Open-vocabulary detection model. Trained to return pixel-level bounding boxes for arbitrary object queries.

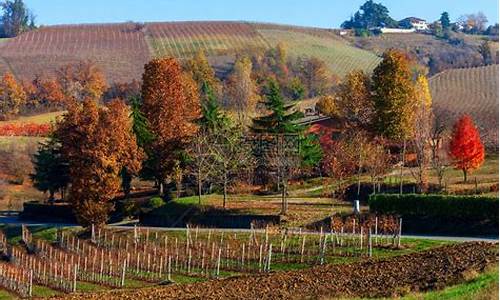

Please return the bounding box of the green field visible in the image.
[258,29,382,77]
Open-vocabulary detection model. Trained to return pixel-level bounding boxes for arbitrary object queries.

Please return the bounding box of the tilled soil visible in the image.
[51,242,498,300]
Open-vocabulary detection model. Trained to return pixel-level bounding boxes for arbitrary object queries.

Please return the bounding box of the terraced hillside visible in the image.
[0,21,381,82]
[429,64,499,148]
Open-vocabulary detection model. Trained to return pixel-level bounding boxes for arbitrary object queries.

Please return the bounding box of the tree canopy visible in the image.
[251,79,303,134]
[140,57,201,192]
[372,50,417,141]
[449,115,485,182]
[0,0,35,37]
[341,0,397,30]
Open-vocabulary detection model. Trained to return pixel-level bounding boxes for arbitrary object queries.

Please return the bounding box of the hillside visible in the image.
[429,64,499,148]
[0,21,380,82]
[347,32,497,75]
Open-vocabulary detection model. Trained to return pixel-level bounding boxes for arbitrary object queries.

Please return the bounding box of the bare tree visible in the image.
[264,134,301,215]
[409,102,432,192]
[364,138,391,194]
[210,126,254,208]
[188,128,216,204]
[429,112,450,189]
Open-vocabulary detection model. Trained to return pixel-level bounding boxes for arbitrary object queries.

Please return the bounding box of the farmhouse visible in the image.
[399,17,428,31]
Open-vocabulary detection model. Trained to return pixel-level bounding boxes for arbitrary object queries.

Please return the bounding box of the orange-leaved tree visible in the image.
[56,61,107,103]
[141,58,201,195]
[0,72,26,120]
[449,115,485,183]
[55,98,143,226]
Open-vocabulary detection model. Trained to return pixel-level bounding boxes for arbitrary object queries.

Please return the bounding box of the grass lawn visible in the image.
[0,111,64,126]
[398,266,498,300]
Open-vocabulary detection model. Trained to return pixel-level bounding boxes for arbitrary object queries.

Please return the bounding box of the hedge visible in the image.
[369,194,498,222]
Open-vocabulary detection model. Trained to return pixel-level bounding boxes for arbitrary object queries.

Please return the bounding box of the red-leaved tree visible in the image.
[449,115,485,183]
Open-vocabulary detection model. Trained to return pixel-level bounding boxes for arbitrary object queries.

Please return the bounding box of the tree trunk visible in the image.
[159,181,164,197]
[223,174,227,208]
[463,169,468,183]
[49,190,55,204]
[399,140,406,195]
[357,149,362,199]
[198,177,202,205]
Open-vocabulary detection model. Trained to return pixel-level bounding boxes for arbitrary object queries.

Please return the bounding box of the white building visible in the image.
[399,17,428,31]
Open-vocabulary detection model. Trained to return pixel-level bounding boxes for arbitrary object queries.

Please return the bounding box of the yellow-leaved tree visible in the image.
[0,72,26,120]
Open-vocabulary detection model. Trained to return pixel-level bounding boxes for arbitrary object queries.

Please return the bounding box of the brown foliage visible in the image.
[335,70,373,131]
[141,57,201,184]
[56,61,107,103]
[23,75,65,112]
[0,72,27,120]
[55,98,143,226]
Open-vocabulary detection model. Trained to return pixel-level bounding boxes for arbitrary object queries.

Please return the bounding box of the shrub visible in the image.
[148,197,165,209]
[369,194,498,222]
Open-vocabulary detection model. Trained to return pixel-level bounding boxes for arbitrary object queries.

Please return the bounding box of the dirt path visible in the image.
[51,242,497,300]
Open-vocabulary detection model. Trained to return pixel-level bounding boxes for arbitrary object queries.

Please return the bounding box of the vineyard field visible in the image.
[0,21,384,83]
[146,21,270,58]
[0,23,152,83]
[429,64,499,148]
[256,28,381,77]
[0,224,458,299]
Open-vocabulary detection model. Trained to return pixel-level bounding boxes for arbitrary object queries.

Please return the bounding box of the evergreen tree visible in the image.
[440,12,451,30]
[30,137,70,202]
[300,134,323,168]
[252,79,322,169]
[341,0,397,30]
[251,79,303,134]
[199,81,228,132]
[130,95,154,148]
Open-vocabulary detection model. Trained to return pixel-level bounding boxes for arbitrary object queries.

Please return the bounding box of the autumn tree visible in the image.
[316,95,337,116]
[286,76,305,100]
[23,75,65,113]
[298,57,332,97]
[333,70,373,131]
[140,58,201,196]
[449,115,485,182]
[224,56,259,124]
[30,137,70,202]
[56,61,107,103]
[364,137,391,193]
[410,74,432,192]
[185,50,221,97]
[55,99,143,226]
[372,50,417,194]
[0,72,26,119]
[322,137,357,199]
[372,50,417,140]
